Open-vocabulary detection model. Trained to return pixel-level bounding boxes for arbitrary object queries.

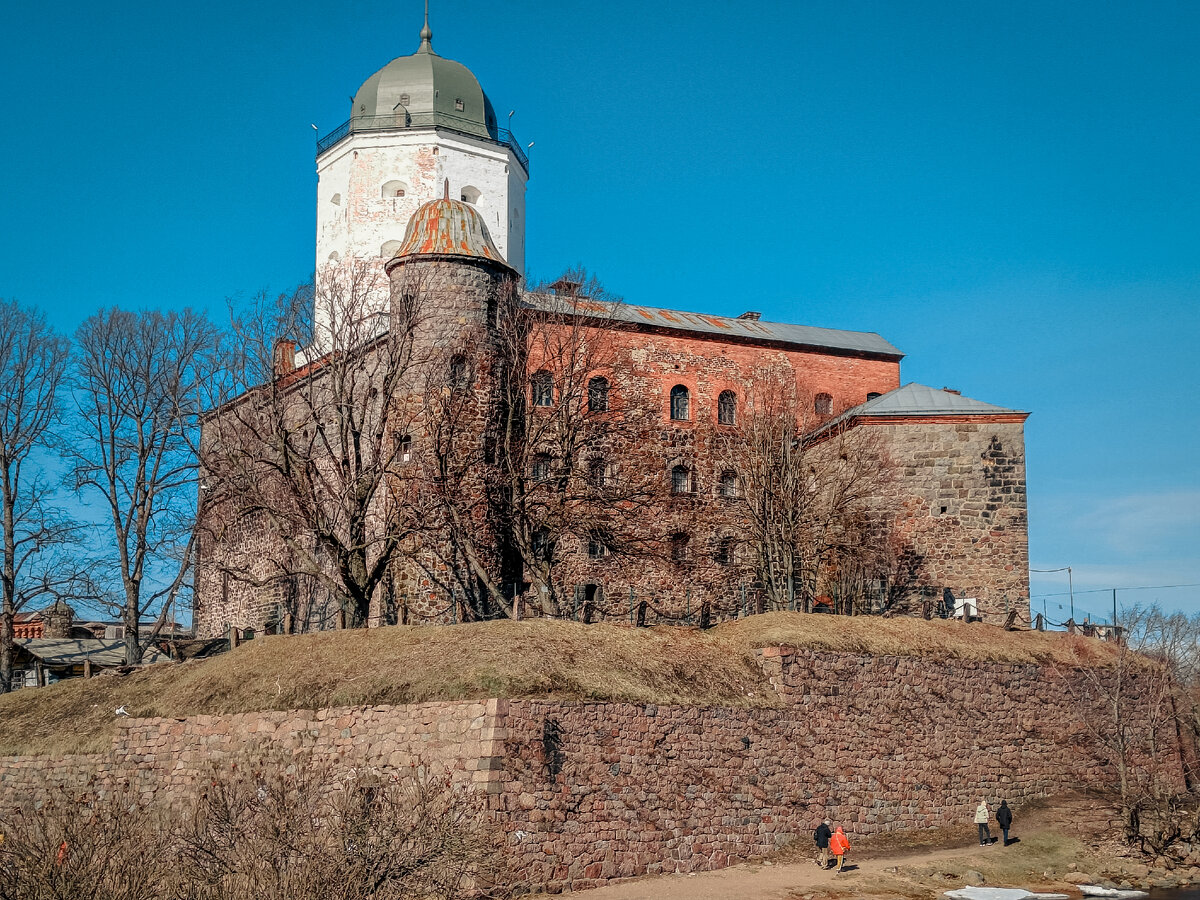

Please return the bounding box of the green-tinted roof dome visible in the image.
[350,22,497,139]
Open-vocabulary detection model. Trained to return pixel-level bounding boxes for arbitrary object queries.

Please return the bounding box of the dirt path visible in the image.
[580,843,994,900]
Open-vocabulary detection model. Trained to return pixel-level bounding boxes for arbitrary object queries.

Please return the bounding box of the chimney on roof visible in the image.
[737,311,761,321]
[549,278,581,297]
[943,387,961,395]
[273,339,297,377]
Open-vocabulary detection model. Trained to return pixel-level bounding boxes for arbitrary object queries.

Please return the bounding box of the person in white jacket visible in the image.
[975,799,993,846]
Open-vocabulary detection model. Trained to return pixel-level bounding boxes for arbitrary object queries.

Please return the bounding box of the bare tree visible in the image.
[0,301,73,692]
[420,269,661,619]
[1056,603,1200,852]
[199,261,425,630]
[714,381,902,613]
[71,307,221,664]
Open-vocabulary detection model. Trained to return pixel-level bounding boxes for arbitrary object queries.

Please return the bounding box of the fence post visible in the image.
[629,587,635,626]
[741,582,748,618]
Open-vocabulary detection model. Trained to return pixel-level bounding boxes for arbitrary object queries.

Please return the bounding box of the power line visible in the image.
[1030,582,1200,600]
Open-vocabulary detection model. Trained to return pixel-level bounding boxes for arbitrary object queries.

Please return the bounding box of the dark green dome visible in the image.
[350,21,497,139]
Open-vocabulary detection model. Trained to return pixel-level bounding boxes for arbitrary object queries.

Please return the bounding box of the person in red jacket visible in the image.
[829,825,851,873]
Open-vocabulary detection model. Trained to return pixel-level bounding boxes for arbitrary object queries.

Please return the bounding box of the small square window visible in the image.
[395,435,412,464]
[455,98,465,111]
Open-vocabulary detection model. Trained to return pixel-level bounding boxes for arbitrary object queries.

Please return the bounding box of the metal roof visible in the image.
[17,638,168,668]
[855,383,1025,416]
[350,26,495,141]
[522,293,903,358]
[392,199,511,268]
[813,382,1026,437]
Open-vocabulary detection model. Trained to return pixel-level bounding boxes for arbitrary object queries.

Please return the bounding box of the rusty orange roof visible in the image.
[390,199,512,270]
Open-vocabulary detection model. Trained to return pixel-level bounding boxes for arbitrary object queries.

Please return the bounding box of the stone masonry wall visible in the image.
[0,650,1182,893]
[872,419,1030,623]
[491,649,1181,892]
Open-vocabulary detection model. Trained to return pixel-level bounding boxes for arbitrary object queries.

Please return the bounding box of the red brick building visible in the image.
[195,198,1029,635]
[194,27,1029,635]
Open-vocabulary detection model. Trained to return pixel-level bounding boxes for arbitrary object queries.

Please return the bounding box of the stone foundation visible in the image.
[0,647,1182,892]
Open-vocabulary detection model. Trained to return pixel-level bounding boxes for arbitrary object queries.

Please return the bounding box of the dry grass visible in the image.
[0,612,1120,757]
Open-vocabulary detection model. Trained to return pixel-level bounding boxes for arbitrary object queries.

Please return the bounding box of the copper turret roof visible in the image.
[389,199,512,270]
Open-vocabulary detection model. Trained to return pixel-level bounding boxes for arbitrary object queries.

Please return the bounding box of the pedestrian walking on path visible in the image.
[814,819,832,869]
[996,800,1013,845]
[975,799,993,846]
[829,825,851,873]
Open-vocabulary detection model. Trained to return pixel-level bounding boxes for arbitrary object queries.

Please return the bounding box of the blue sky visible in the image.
[1,0,1197,621]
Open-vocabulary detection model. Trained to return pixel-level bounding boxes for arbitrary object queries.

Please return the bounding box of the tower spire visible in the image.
[419,0,433,52]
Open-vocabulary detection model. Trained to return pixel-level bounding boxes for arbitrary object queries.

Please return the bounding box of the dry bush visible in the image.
[0,757,504,900]
[0,776,176,900]
[174,754,504,900]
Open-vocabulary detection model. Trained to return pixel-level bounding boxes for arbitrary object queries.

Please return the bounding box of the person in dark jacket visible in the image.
[996,800,1013,845]
[814,819,832,869]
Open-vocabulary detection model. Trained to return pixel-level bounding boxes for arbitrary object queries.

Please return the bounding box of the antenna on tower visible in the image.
[419,0,433,51]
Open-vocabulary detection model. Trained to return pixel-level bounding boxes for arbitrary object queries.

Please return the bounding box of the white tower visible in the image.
[314,12,528,333]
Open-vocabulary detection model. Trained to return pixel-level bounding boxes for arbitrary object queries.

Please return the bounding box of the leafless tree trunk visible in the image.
[0,300,72,692]
[71,307,220,664]
[714,381,903,613]
[200,262,425,629]
[1058,603,1200,851]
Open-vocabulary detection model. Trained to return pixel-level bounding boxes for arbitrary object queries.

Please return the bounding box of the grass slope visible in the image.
[0,612,1119,757]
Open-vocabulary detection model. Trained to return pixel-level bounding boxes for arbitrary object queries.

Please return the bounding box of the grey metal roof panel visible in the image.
[857,383,1025,416]
[18,638,168,668]
[812,382,1027,437]
[522,293,903,358]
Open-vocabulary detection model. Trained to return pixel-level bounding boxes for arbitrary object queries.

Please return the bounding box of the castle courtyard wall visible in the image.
[0,646,1179,893]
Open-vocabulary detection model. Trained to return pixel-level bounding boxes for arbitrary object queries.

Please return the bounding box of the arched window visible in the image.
[670,384,690,421]
[589,457,608,488]
[670,532,690,563]
[531,370,553,407]
[532,454,552,482]
[714,537,734,565]
[531,527,553,561]
[381,180,408,198]
[867,392,882,401]
[588,376,609,412]
[460,185,481,205]
[327,251,340,262]
[718,390,737,425]
[671,464,693,494]
[814,393,833,416]
[719,470,739,499]
[587,532,610,559]
[449,355,468,389]
[380,239,402,258]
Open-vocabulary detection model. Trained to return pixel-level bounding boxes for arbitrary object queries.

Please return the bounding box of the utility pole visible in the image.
[1112,588,1118,628]
[1068,566,1074,622]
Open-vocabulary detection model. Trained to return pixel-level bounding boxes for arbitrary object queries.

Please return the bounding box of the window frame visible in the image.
[531,370,554,407]
[669,384,690,421]
[588,376,610,413]
[717,390,737,426]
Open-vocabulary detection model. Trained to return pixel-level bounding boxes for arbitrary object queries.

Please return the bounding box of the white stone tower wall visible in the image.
[316,130,525,287]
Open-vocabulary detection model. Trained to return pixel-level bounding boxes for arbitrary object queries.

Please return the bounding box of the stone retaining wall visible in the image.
[0,648,1183,893]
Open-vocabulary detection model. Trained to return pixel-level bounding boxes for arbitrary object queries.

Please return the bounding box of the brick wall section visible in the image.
[5,651,1167,892]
